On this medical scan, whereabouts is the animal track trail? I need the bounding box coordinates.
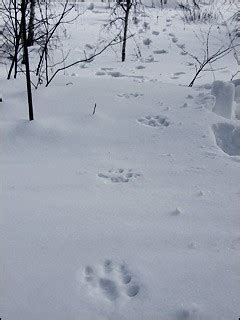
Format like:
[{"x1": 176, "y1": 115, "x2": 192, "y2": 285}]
[
  {"x1": 98, "y1": 169, "x2": 141, "y2": 183},
  {"x1": 83, "y1": 260, "x2": 140, "y2": 302},
  {"x1": 137, "y1": 115, "x2": 170, "y2": 128}
]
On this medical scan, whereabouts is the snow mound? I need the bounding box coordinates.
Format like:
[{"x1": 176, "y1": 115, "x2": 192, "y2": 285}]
[
  {"x1": 3, "y1": 119, "x2": 68, "y2": 152},
  {"x1": 211, "y1": 81, "x2": 235, "y2": 119},
  {"x1": 212, "y1": 122, "x2": 240, "y2": 156},
  {"x1": 233, "y1": 82, "x2": 240, "y2": 120}
]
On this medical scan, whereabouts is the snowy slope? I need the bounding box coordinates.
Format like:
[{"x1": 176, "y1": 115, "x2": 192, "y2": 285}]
[
  {"x1": 1, "y1": 75, "x2": 240, "y2": 320},
  {"x1": 1, "y1": 3, "x2": 240, "y2": 320}
]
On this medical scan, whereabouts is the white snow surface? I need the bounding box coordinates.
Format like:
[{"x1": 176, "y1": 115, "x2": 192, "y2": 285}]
[
  {"x1": 1, "y1": 2, "x2": 240, "y2": 320},
  {"x1": 211, "y1": 81, "x2": 235, "y2": 119}
]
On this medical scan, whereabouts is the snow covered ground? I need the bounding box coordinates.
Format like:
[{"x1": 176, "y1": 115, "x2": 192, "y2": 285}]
[{"x1": 1, "y1": 2, "x2": 240, "y2": 320}]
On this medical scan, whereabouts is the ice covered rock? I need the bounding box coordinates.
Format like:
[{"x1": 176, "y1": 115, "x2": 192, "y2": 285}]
[{"x1": 211, "y1": 81, "x2": 235, "y2": 119}]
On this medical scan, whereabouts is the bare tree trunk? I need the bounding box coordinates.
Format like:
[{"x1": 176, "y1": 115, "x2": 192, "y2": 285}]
[
  {"x1": 21, "y1": 0, "x2": 34, "y2": 120},
  {"x1": 27, "y1": 0, "x2": 36, "y2": 46},
  {"x1": 121, "y1": 0, "x2": 132, "y2": 62},
  {"x1": 121, "y1": 9, "x2": 129, "y2": 62},
  {"x1": 7, "y1": 0, "x2": 22, "y2": 79}
]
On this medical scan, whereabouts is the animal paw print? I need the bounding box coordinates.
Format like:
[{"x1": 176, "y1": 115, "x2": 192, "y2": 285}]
[
  {"x1": 98, "y1": 169, "x2": 141, "y2": 183},
  {"x1": 195, "y1": 92, "x2": 215, "y2": 110},
  {"x1": 83, "y1": 260, "x2": 140, "y2": 302},
  {"x1": 137, "y1": 115, "x2": 170, "y2": 128},
  {"x1": 117, "y1": 92, "x2": 144, "y2": 98}
]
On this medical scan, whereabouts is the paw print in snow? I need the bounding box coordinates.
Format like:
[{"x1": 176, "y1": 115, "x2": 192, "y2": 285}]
[
  {"x1": 137, "y1": 115, "x2": 170, "y2": 128},
  {"x1": 117, "y1": 92, "x2": 144, "y2": 98},
  {"x1": 98, "y1": 169, "x2": 141, "y2": 183},
  {"x1": 83, "y1": 260, "x2": 140, "y2": 302}
]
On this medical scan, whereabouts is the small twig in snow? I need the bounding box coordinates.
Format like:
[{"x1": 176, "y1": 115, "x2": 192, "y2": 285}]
[{"x1": 92, "y1": 103, "x2": 97, "y2": 115}]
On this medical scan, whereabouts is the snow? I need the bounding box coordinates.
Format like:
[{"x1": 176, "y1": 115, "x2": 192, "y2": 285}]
[
  {"x1": 1, "y1": 2, "x2": 240, "y2": 320},
  {"x1": 234, "y1": 83, "x2": 240, "y2": 119},
  {"x1": 212, "y1": 122, "x2": 240, "y2": 156},
  {"x1": 211, "y1": 81, "x2": 235, "y2": 119}
]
